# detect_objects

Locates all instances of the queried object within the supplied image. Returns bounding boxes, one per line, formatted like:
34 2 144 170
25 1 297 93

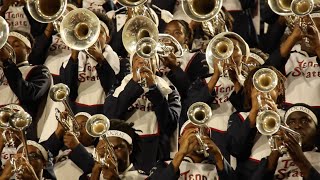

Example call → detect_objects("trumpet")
157 34 184 58
253 68 302 153
86 114 118 173
187 102 212 157
49 83 80 136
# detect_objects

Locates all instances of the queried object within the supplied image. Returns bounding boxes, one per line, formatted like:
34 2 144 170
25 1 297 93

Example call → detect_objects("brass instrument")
86 114 118 173
187 102 212 157
53 3 78 33
157 33 184 58
26 0 67 23
253 68 301 154
49 83 80 136
0 17 16 85
122 15 159 55
59 8 101 50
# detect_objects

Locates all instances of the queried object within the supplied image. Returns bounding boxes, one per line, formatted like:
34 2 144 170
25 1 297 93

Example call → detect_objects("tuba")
26 0 67 23
49 83 80 136
187 102 212 157
59 8 101 50
86 115 118 173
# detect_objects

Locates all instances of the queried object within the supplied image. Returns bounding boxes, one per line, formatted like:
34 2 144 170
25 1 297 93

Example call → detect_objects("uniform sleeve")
28 33 53 65
263 48 288 75
228 87 246 112
307 167 320 180
3 62 51 103
226 113 257 160
41 133 64 157
186 53 209 83
179 78 216 127
166 67 191 99
104 79 144 119
69 144 95 175
250 158 275 180
217 158 238 180
146 85 181 136
148 161 180 180
96 60 117 95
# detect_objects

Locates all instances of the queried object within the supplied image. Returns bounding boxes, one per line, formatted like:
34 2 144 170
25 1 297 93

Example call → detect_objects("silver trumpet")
86 114 118 173
157 34 184 58
49 83 80 136
253 68 301 154
187 102 212 157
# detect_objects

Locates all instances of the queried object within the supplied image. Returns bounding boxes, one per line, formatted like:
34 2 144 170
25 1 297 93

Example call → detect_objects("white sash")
274 151 320 180
285 44 320 106
4 5 31 33
44 35 71 76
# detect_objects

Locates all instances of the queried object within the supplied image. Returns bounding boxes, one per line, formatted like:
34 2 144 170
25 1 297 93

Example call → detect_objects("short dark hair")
93 11 115 40
243 66 286 110
109 119 140 164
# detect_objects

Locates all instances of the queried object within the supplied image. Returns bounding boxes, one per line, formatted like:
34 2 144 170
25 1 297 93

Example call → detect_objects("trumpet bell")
122 15 159 55
0 17 9 49
256 110 281 135
118 0 147 7
268 0 294 15
27 0 67 23
136 37 157 58
253 68 278 93
86 114 110 137
187 102 212 125
0 108 14 128
9 110 32 131
291 0 314 16
207 36 234 60
157 33 184 58
49 83 70 102
182 0 223 22
60 8 100 50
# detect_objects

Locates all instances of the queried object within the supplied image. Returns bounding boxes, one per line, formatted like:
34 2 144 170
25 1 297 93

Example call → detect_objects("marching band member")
0 30 51 140
0 140 49 180
42 112 96 180
148 120 236 180
160 19 209 98
251 103 320 180
226 66 286 179
90 119 147 180
104 52 181 172
59 12 120 115
264 14 320 114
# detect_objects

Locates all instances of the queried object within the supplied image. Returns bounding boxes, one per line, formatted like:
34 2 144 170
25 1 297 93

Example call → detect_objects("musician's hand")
71 49 79 63
0 46 12 68
160 53 178 70
178 128 199 156
284 132 312 177
136 66 156 87
101 158 120 180
202 136 224 171
14 154 38 180
305 25 320 51
87 43 104 63
290 25 303 42
63 132 80 150
0 160 14 180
